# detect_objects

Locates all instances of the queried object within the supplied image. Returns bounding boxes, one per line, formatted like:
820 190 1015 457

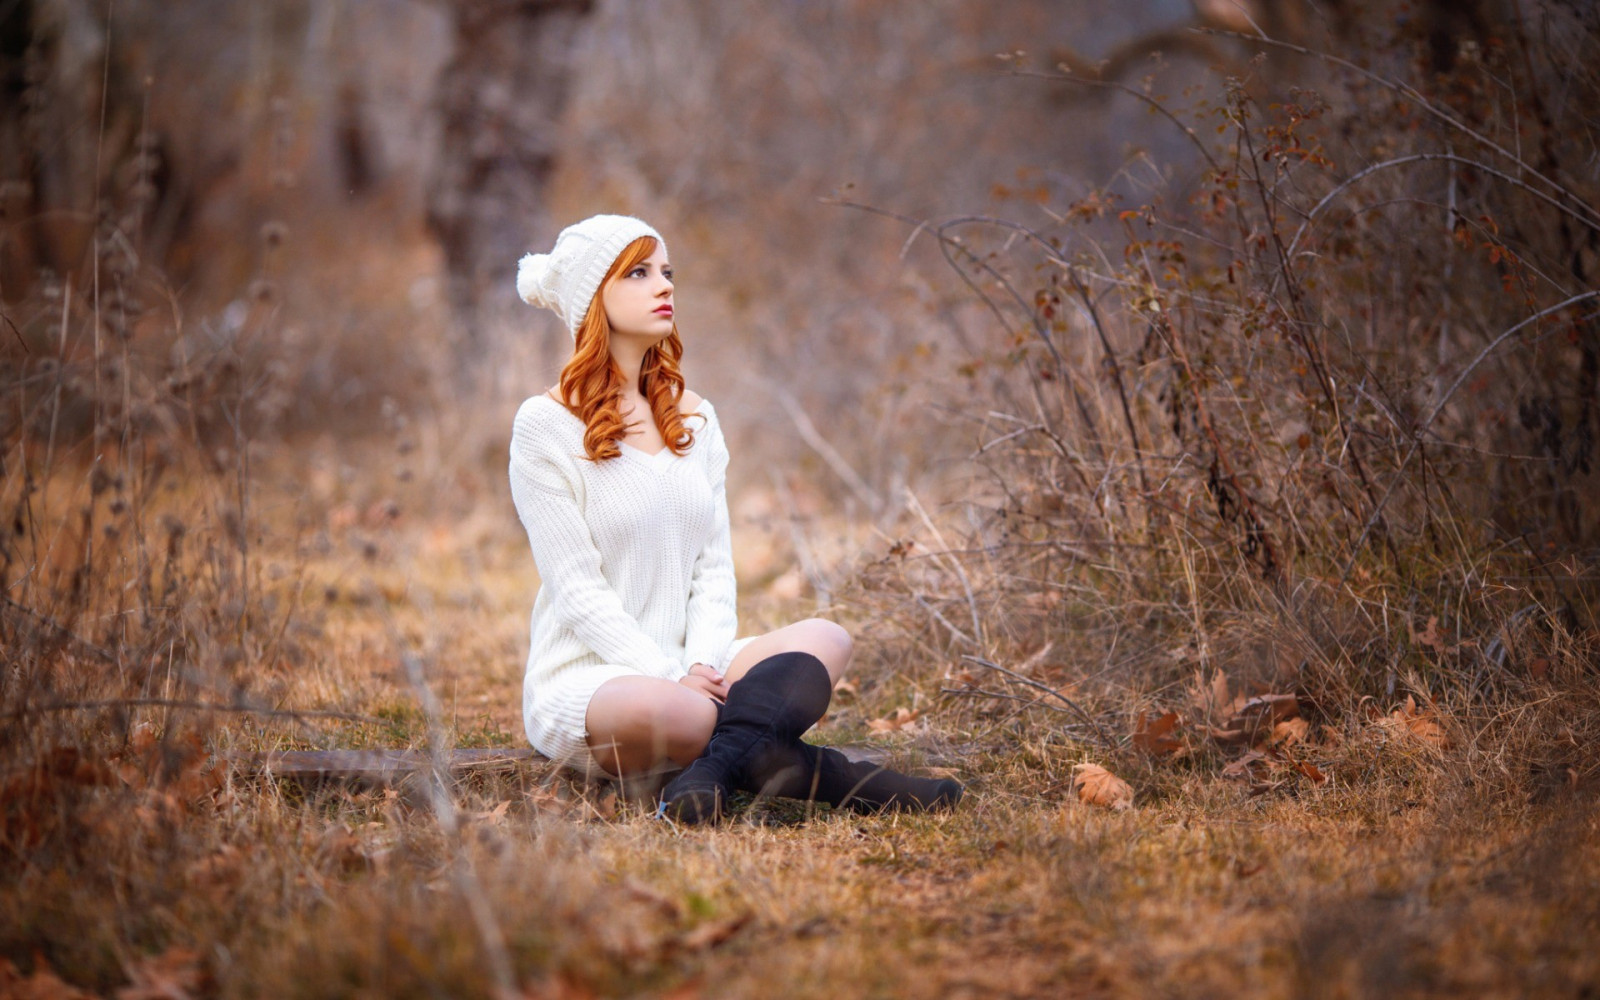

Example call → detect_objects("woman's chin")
614 325 675 345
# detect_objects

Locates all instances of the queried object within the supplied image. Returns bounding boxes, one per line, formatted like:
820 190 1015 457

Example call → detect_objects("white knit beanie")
516 214 667 339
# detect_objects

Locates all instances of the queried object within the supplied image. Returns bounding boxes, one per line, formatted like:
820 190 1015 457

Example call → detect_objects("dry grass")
2 426 1596 1000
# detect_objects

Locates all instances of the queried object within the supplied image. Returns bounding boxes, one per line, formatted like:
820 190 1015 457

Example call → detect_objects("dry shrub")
0 274 297 984
840 0 1600 800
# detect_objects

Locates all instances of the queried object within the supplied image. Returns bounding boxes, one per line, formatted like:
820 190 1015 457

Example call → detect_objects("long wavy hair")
558 236 697 462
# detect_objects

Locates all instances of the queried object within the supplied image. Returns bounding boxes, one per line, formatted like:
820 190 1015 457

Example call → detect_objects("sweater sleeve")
509 404 681 678
682 403 739 669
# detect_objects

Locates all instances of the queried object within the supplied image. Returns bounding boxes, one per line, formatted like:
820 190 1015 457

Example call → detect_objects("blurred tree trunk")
0 0 128 301
426 0 595 379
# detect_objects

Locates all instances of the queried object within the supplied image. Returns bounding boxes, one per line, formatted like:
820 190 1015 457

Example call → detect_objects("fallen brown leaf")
0 956 99 1000
1071 763 1133 810
471 799 513 826
1221 750 1269 780
677 913 753 952
1268 717 1309 747
1016 640 1056 673
1133 710 1183 756
116 946 208 1000
868 707 921 733
1188 669 1230 719
1211 694 1301 747
1414 615 1444 652
944 669 981 690
1207 725 1252 745
1380 695 1450 748
1293 760 1328 785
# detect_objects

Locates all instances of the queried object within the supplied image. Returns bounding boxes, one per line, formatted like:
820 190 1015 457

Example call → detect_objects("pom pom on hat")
516 214 667 339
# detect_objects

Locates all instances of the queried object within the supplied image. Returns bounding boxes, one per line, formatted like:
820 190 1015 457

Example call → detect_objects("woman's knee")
798 617 853 665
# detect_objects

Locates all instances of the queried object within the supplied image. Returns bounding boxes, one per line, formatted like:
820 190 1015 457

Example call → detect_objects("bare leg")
584 676 718 779
723 618 854 687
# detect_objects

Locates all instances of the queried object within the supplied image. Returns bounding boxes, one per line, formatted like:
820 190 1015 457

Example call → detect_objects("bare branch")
961 654 1117 750
1287 152 1600 264
1193 27 1600 233
1339 290 1600 582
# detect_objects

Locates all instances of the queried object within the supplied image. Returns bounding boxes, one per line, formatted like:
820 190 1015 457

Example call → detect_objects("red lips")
654 305 673 316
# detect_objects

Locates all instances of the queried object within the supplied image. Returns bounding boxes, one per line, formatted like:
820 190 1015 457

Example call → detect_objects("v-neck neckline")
535 393 704 463
618 438 676 462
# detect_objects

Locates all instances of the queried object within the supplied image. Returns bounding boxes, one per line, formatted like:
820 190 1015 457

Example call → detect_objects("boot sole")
658 786 725 825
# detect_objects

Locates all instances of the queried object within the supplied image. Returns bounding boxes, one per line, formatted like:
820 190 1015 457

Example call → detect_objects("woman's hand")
678 662 731 703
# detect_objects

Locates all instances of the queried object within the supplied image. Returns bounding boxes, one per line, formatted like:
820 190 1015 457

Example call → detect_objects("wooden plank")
236 744 909 786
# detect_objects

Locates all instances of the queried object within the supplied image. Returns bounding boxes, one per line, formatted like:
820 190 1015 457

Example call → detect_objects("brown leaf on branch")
1071 763 1133 810
1133 710 1183 756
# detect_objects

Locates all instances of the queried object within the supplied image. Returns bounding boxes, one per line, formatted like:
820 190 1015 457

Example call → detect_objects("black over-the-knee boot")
659 651 963 823
741 739 963 814
658 651 834 823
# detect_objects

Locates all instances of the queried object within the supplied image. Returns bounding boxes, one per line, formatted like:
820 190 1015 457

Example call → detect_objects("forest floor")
6 432 1599 1000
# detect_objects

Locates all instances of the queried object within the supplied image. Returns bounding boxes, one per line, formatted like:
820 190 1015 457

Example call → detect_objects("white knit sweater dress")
509 393 748 776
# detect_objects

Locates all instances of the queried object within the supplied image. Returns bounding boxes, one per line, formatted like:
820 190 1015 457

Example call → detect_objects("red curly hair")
558 236 697 462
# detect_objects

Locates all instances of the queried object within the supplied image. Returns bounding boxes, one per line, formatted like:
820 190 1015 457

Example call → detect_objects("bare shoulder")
679 388 705 414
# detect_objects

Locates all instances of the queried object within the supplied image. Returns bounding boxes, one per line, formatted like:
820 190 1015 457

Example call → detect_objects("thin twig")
0 594 119 663
1012 67 1222 175
940 686 1082 716
961 654 1116 750
767 381 882 511
912 592 977 648
905 486 984 648
1286 152 1600 261
399 646 518 998
769 469 832 607
1065 266 1150 496
2 312 26 353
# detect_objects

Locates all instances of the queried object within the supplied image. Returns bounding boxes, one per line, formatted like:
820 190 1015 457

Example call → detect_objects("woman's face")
601 244 674 342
